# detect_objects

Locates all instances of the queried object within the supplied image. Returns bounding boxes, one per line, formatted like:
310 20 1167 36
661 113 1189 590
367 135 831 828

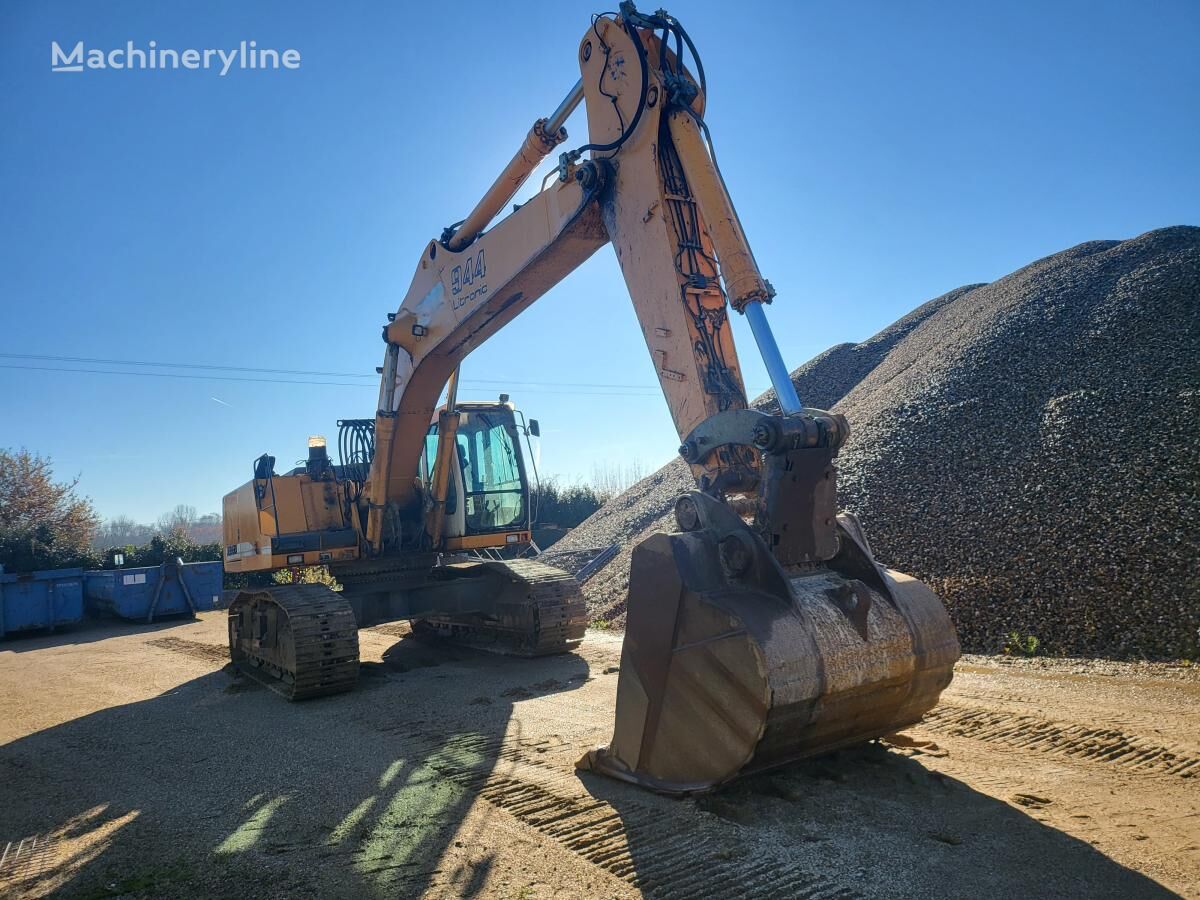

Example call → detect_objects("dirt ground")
0 613 1196 899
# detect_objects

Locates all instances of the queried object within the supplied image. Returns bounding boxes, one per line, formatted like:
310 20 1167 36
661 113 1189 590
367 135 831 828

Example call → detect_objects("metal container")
0 568 85 637
85 560 223 623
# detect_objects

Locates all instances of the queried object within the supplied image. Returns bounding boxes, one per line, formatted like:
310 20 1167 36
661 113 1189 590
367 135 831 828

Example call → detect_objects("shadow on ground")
0 616 188 653
0 632 592 899
578 741 1177 898
0 630 1177 899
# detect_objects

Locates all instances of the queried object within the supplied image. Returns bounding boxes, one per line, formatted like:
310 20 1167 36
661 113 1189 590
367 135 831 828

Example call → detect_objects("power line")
0 363 371 388
0 352 661 392
0 352 375 379
460 377 656 391
0 363 663 397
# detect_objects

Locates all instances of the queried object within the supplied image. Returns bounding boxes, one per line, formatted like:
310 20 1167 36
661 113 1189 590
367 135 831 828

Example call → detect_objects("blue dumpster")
85 560 223 623
0 568 85 638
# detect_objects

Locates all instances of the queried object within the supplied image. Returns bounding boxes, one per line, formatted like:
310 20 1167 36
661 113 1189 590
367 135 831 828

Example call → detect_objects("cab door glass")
456 413 525 532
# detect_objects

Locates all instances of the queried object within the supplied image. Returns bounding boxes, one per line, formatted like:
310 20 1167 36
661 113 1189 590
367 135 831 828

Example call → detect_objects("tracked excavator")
222 2 959 794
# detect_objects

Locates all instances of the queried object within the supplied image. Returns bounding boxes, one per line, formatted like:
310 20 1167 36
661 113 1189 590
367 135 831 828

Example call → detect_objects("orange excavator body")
222 2 959 793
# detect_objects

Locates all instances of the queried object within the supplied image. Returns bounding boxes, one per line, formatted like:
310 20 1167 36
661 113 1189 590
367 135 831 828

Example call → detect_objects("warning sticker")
122 573 147 586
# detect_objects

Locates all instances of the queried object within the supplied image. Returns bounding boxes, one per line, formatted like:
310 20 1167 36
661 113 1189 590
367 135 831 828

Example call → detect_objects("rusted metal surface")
227 584 360 700
339 556 586 656
223 560 583 702
579 494 959 793
582 390 955 794
410 558 588 656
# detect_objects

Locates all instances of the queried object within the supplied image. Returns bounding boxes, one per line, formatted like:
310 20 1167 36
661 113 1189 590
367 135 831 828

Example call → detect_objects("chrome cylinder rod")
444 80 583 252
745 302 802 415
546 79 584 134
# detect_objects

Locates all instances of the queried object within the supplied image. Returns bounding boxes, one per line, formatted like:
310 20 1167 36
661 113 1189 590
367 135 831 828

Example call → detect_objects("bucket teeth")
580 495 959 794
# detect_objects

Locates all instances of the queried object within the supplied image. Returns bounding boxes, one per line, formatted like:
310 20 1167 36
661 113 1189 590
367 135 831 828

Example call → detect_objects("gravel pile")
554 226 1199 659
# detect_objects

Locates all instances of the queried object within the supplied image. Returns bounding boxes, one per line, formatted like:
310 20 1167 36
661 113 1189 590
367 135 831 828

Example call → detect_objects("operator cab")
420 400 539 549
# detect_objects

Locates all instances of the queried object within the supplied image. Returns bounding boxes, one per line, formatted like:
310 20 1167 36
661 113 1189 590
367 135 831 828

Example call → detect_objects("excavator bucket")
579 492 959 794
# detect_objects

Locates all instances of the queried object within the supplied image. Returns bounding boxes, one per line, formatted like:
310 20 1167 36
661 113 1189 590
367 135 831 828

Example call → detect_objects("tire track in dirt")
922 703 1200 777
943 689 1179 744
946 682 1197 737
404 730 858 900
145 637 229 664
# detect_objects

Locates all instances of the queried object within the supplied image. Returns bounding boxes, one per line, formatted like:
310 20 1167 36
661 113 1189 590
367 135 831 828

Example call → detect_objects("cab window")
457 413 525 532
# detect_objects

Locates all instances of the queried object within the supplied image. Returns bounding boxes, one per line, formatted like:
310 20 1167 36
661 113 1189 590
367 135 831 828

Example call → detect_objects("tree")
531 480 607 529
589 460 647 498
0 449 100 572
188 512 223 544
118 530 221 568
92 515 155 550
157 504 198 535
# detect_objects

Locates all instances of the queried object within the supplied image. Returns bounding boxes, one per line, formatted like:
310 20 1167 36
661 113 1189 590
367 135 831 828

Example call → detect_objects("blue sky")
2 0 1197 523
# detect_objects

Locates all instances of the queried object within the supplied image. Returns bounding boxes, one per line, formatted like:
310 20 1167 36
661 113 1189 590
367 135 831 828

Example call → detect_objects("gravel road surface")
1 614 1196 898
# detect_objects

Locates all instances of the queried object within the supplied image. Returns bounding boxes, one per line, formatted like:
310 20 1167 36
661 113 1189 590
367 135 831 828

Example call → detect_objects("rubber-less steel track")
412 559 588 656
227 584 359 700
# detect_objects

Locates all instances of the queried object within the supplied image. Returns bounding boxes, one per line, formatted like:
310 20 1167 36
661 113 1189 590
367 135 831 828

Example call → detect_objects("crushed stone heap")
552 226 1199 659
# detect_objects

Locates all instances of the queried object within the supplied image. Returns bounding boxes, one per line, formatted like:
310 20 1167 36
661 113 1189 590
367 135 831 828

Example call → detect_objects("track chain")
414 558 588 656
228 584 359 700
